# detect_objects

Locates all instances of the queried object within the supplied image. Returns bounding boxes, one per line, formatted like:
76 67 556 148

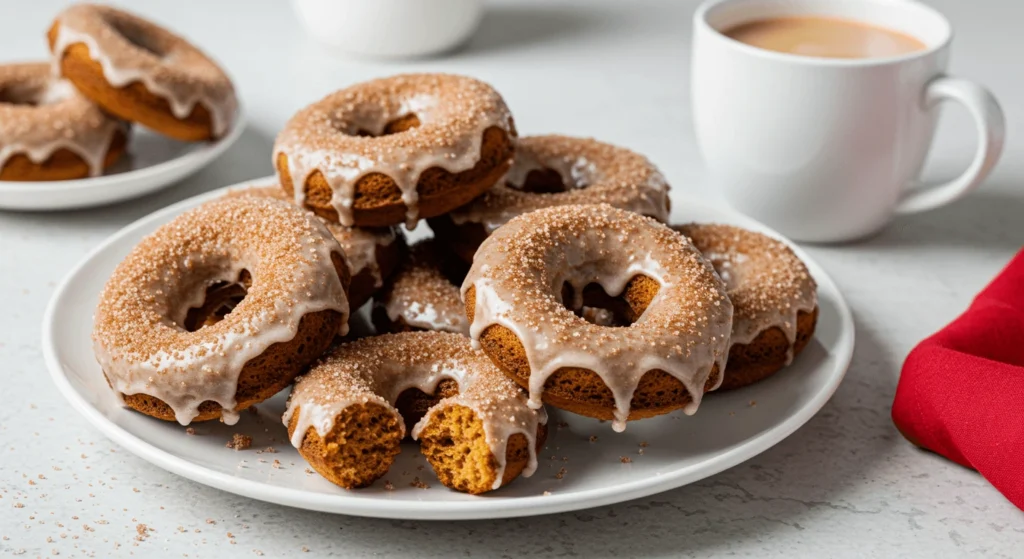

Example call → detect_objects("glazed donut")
93 196 350 425
285 331 547 494
430 135 671 262
372 240 470 336
0 62 128 181
225 184 403 310
49 4 237 141
463 204 733 431
274 73 516 228
674 224 818 390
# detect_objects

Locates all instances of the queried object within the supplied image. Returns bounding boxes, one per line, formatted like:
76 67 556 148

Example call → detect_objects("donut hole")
511 168 574 194
393 378 460 432
0 83 45 106
559 275 660 327
105 15 169 58
182 269 251 332
353 114 421 138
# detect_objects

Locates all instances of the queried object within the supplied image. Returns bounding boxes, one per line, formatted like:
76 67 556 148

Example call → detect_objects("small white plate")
42 178 854 520
0 108 245 211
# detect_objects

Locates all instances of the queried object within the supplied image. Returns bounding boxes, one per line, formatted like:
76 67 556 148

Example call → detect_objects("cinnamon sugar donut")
274 73 516 228
226 184 403 309
463 205 733 431
93 196 350 425
285 331 547 494
432 135 671 262
675 224 818 390
49 4 237 141
0 62 128 181
372 240 470 335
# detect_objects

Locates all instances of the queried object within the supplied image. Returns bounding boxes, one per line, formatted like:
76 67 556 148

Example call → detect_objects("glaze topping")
0 62 127 176
93 196 349 425
463 204 733 431
449 135 671 233
675 223 817 362
274 73 515 227
52 4 237 137
285 331 545 490
379 240 469 335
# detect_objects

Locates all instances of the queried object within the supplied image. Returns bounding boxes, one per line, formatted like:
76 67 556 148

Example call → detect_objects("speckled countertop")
2 0 1022 556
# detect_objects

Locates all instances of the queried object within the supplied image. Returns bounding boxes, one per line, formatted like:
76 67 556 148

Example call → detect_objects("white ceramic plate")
42 178 854 520
0 108 244 211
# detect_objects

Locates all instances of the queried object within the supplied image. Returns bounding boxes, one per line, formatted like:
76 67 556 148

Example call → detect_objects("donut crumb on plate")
226 434 252 451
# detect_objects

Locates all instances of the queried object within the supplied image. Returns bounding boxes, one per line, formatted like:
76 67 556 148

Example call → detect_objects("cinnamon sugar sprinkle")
285 331 546 491
675 223 817 361
92 196 349 425
449 135 671 232
226 184 400 289
463 204 733 431
378 240 468 335
274 73 515 227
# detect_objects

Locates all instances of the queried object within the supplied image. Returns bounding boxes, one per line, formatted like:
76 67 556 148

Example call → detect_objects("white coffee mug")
692 0 1005 242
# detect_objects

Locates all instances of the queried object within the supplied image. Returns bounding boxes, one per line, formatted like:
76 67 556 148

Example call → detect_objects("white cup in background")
291 0 483 59
691 0 1005 243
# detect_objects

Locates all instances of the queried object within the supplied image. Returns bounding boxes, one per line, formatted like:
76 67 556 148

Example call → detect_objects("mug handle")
895 76 1006 214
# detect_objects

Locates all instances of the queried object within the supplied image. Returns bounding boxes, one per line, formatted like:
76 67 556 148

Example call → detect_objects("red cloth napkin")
893 248 1024 510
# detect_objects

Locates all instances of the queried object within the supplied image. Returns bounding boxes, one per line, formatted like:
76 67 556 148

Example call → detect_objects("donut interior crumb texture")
289 403 403 489
285 331 545 494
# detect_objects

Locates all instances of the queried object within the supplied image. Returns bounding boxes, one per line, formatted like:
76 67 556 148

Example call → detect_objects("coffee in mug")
724 16 926 59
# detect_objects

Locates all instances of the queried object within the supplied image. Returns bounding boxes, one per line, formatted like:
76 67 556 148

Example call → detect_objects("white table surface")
2 0 1022 556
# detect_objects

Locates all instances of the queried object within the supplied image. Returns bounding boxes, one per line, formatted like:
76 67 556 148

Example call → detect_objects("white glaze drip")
385 298 468 335
52 9 237 138
463 205 733 432
580 306 617 327
677 224 818 366
707 253 816 364
379 240 469 335
274 74 514 228
284 332 545 490
326 223 398 290
0 67 127 178
93 197 349 425
222 183 400 291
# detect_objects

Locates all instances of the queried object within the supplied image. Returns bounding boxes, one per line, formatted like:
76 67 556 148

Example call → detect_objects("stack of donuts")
0 3 236 181
92 72 817 496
